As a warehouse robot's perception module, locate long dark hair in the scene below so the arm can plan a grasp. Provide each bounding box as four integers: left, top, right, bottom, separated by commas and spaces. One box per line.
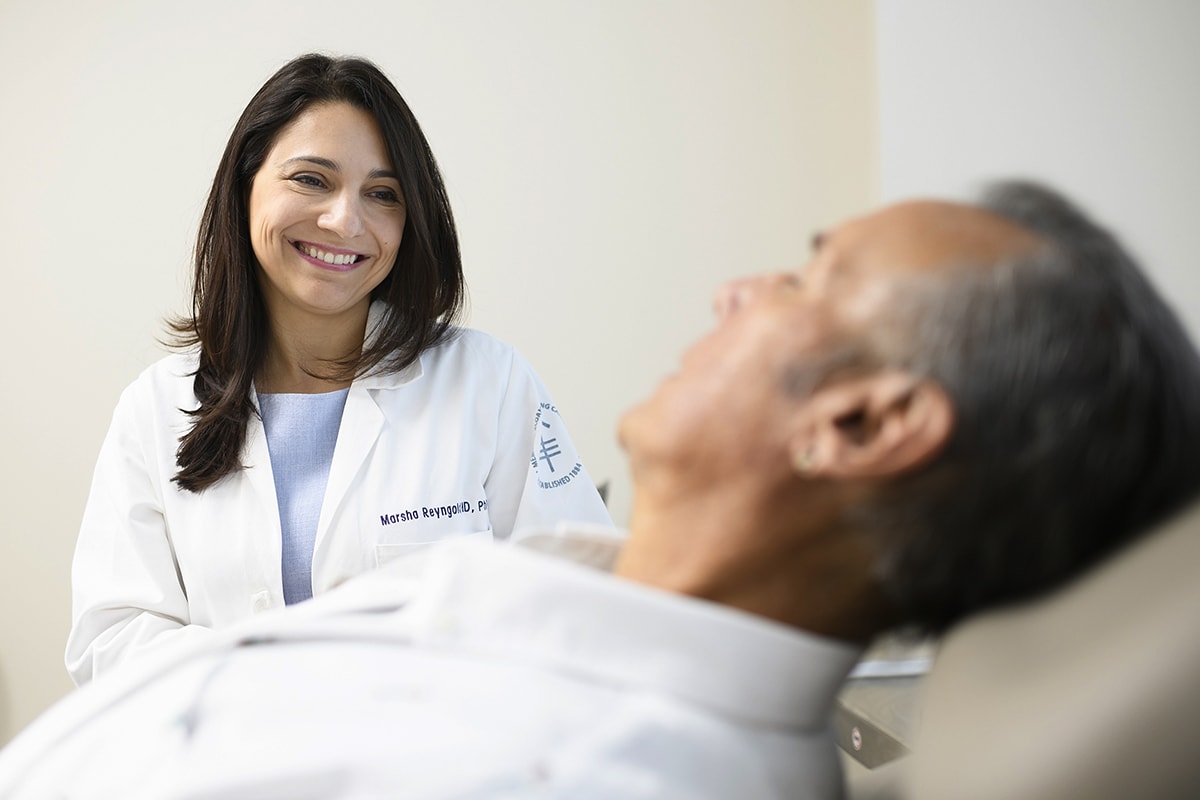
169, 53, 464, 492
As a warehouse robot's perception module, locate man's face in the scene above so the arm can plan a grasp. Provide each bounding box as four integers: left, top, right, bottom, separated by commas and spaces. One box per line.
617, 200, 1040, 483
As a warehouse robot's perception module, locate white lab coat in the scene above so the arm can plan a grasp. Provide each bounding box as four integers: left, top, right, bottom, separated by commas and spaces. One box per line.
66, 323, 613, 685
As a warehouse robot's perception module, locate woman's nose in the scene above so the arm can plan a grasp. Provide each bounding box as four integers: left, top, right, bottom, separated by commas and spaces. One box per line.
318, 193, 366, 239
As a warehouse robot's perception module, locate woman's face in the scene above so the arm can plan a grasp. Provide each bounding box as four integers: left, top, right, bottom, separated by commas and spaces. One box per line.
247, 101, 406, 332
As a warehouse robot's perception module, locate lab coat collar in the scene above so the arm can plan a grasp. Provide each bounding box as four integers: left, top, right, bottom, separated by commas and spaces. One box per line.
403, 532, 864, 732
351, 301, 426, 391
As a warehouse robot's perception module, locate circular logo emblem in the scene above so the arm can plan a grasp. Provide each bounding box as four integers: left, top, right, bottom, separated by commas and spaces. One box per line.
531, 402, 583, 490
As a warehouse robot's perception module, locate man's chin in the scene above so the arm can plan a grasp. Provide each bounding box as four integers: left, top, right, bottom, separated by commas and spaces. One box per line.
615, 396, 658, 455
615, 407, 638, 454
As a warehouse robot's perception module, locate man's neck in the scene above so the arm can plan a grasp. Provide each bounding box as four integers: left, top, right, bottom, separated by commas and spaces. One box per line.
614, 475, 892, 643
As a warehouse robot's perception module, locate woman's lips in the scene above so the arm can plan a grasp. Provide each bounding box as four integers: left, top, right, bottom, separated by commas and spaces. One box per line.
292, 240, 367, 271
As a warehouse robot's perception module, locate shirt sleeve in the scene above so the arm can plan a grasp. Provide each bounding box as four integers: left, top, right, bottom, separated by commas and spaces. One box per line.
64, 379, 213, 685
482, 346, 614, 540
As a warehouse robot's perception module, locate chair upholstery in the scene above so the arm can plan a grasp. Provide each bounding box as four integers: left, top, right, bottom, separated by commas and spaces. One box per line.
904, 500, 1200, 799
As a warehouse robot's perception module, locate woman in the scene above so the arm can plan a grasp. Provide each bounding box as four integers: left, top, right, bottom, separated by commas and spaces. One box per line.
66, 54, 612, 685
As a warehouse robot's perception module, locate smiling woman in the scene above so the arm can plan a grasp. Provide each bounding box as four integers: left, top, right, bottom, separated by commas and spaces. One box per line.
64, 54, 614, 685
247, 102, 407, 389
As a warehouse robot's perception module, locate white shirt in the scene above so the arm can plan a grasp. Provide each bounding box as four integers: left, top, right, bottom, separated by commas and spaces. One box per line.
10, 531, 862, 799
66, 314, 613, 685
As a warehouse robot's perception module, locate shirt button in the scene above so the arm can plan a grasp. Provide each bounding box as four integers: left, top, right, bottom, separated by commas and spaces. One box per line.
251, 590, 273, 613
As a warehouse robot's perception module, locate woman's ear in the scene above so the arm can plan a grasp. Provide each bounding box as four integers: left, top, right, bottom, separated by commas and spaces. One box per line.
788, 370, 954, 479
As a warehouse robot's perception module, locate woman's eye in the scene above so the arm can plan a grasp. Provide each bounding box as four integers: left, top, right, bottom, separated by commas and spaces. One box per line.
291, 174, 325, 188
370, 189, 401, 204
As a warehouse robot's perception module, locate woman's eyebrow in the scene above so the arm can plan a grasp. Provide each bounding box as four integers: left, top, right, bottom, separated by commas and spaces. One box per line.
283, 155, 338, 171
281, 156, 397, 181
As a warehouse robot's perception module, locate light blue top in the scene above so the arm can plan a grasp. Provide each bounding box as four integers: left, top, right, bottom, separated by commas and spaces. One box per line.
257, 389, 350, 605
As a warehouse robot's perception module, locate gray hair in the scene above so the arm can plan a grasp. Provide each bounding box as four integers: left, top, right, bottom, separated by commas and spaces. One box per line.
855, 181, 1200, 632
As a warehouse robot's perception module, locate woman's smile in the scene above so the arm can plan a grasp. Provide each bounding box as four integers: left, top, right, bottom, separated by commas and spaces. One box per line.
291, 239, 368, 270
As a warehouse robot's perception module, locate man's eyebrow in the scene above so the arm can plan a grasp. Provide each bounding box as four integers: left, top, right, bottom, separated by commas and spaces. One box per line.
282, 156, 398, 181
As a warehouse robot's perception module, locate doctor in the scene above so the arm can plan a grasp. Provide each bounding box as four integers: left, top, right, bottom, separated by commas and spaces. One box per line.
65, 53, 612, 686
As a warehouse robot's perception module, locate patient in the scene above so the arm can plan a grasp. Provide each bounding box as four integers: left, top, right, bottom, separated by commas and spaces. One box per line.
2, 181, 1198, 799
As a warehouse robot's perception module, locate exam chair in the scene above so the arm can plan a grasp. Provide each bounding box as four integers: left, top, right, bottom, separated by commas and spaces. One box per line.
844, 498, 1200, 799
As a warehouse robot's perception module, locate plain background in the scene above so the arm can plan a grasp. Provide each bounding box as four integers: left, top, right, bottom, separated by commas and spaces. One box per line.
1, 0, 1197, 748
876, 0, 1200, 334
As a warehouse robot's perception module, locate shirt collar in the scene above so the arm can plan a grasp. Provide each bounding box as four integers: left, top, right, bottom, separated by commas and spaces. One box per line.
401, 531, 864, 731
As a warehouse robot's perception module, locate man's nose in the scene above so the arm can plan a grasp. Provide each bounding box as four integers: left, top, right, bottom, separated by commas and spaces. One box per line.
318, 192, 366, 239
713, 273, 789, 320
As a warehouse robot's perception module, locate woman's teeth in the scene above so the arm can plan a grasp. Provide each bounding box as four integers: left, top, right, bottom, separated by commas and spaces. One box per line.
299, 244, 359, 266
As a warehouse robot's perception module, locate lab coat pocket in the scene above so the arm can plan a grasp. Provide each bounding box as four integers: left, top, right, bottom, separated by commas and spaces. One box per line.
374, 529, 494, 567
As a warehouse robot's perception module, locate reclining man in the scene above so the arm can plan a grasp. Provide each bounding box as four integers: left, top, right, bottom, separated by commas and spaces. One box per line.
2, 181, 1199, 799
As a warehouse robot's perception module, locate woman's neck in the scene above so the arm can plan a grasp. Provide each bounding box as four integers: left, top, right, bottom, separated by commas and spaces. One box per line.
257, 305, 369, 394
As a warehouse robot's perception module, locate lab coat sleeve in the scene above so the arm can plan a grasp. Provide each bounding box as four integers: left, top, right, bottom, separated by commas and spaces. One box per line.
65, 380, 213, 685
482, 346, 614, 539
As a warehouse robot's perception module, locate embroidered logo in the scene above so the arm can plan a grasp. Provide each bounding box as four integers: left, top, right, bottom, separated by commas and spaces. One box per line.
530, 402, 583, 490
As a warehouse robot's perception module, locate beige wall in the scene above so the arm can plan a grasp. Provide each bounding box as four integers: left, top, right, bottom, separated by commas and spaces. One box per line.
875, 0, 1200, 338
0, 0, 877, 743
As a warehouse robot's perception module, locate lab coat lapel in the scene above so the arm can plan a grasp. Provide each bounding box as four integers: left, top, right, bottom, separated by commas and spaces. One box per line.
314, 302, 421, 560
316, 384, 384, 549
243, 395, 285, 587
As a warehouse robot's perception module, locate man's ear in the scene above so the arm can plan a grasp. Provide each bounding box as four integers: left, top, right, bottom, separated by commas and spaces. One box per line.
788, 370, 954, 480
